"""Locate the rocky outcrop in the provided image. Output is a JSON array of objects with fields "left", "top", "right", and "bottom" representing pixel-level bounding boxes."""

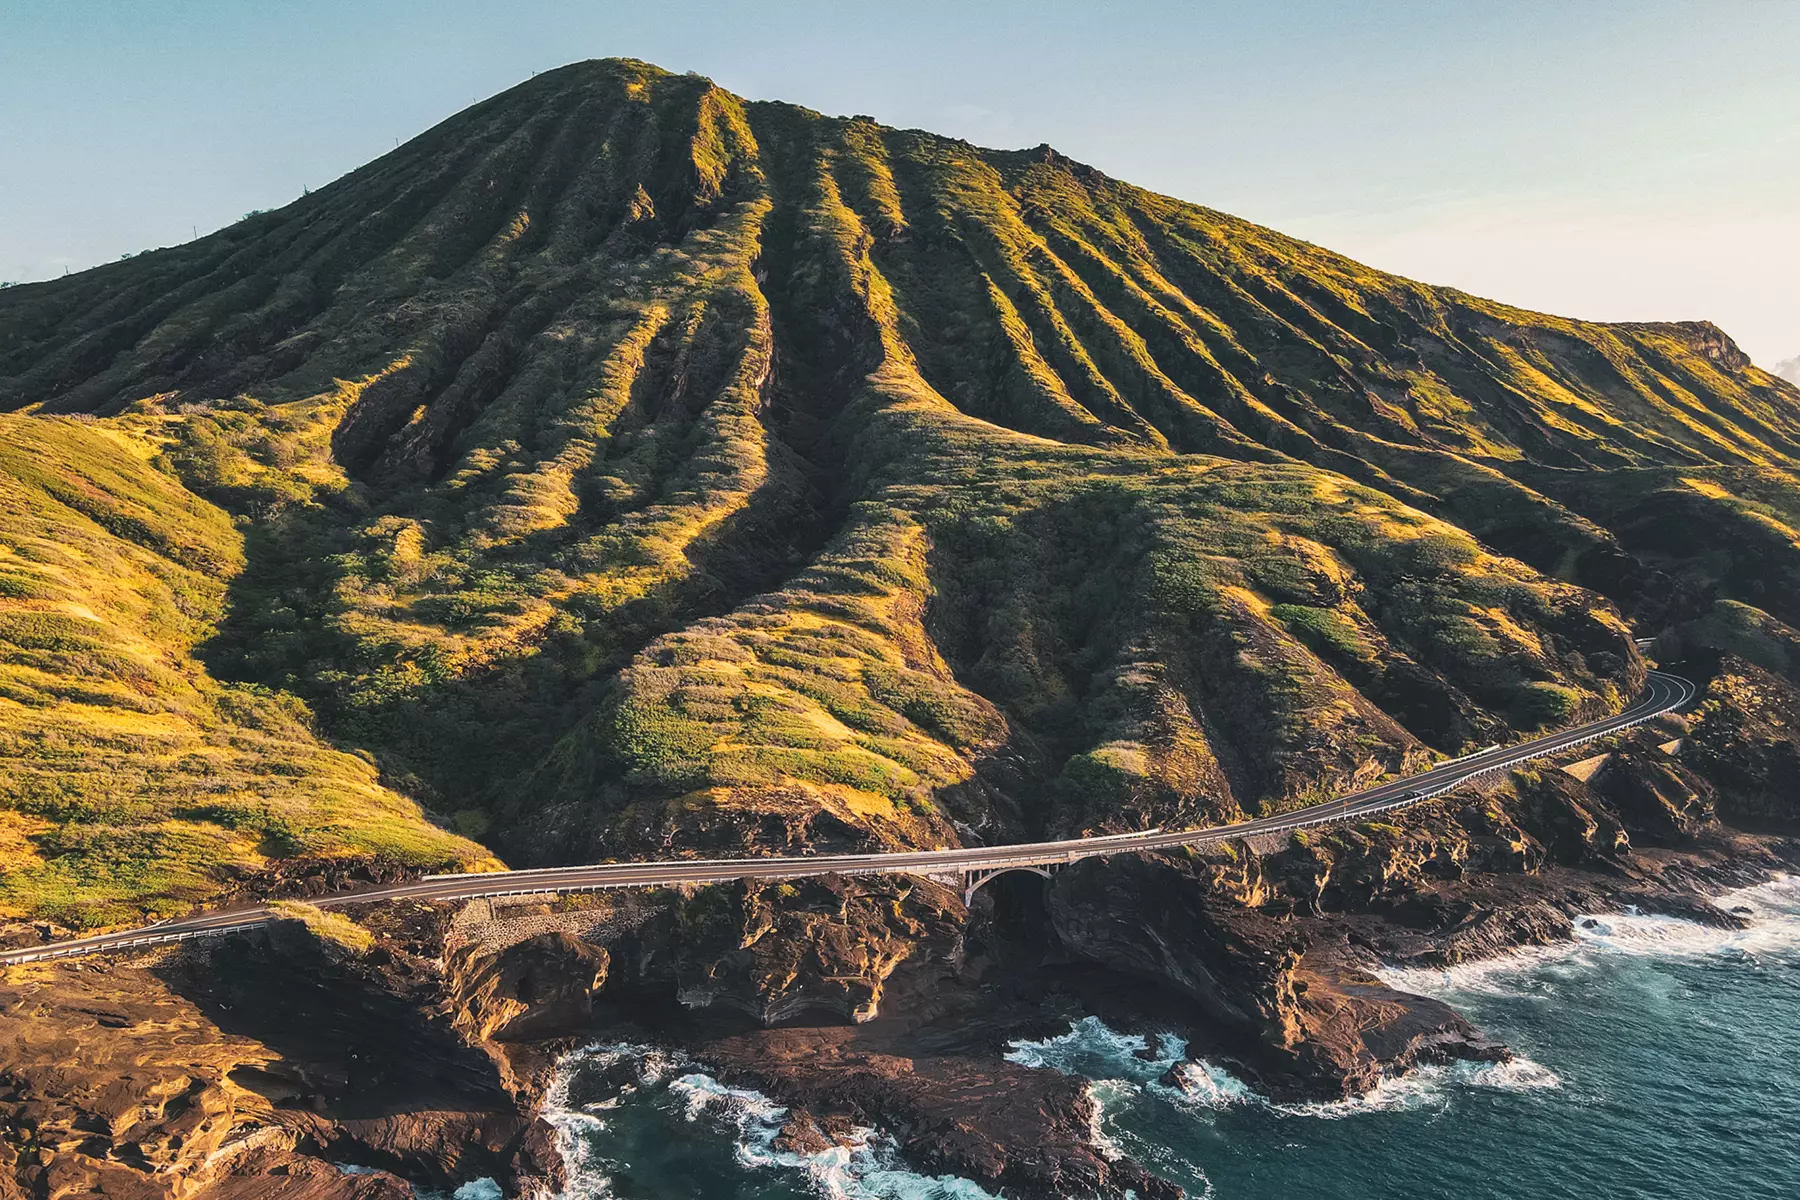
[
  {"left": 0, "top": 956, "right": 333, "bottom": 1200},
  {"left": 446, "top": 932, "right": 610, "bottom": 1043},
  {"left": 1509, "top": 769, "right": 1632, "bottom": 865},
  {"left": 219, "top": 855, "right": 425, "bottom": 905},
  {"left": 1591, "top": 739, "right": 1717, "bottom": 844},
  {"left": 1048, "top": 854, "right": 1301, "bottom": 1033},
  {"left": 0, "top": 910, "right": 566, "bottom": 1200},
  {"left": 1043, "top": 852, "right": 1502, "bottom": 1098},
  {"left": 698, "top": 1022, "right": 1182, "bottom": 1200},
  {"left": 1283, "top": 955, "right": 1509, "bottom": 1095},
  {"left": 614, "top": 874, "right": 968, "bottom": 1026},
  {"left": 1686, "top": 657, "right": 1800, "bottom": 824}
]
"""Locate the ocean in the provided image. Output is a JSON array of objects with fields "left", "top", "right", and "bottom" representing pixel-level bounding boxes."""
[{"left": 521, "top": 874, "right": 1800, "bottom": 1200}]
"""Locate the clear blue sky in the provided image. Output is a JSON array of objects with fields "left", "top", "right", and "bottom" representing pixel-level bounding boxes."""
[{"left": 3, "top": 0, "right": 1795, "bottom": 363}]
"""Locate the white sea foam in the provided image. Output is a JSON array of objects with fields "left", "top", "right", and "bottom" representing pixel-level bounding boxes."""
[
  {"left": 1004, "top": 1015, "right": 1188, "bottom": 1080},
  {"left": 1156, "top": 1059, "right": 1260, "bottom": 1109},
  {"left": 665, "top": 1069, "right": 1001, "bottom": 1199},
  {"left": 1581, "top": 873, "right": 1800, "bottom": 960},
  {"left": 1380, "top": 873, "right": 1800, "bottom": 998},
  {"left": 406, "top": 1176, "right": 505, "bottom": 1200},
  {"left": 540, "top": 1042, "right": 652, "bottom": 1200},
  {"left": 1007, "top": 1015, "right": 1241, "bottom": 1120},
  {"left": 540, "top": 1040, "right": 1001, "bottom": 1200},
  {"left": 1081, "top": 1080, "right": 1129, "bottom": 1161},
  {"left": 1473, "top": 1055, "right": 1563, "bottom": 1091},
  {"left": 1004, "top": 1014, "right": 1231, "bottom": 1147},
  {"left": 1004, "top": 1018, "right": 1216, "bottom": 1194},
  {"left": 1006, "top": 1015, "right": 1559, "bottom": 1128},
  {"left": 1273, "top": 1066, "right": 1453, "bottom": 1119},
  {"left": 1273, "top": 1054, "right": 1562, "bottom": 1119},
  {"left": 387, "top": 1170, "right": 508, "bottom": 1200}
]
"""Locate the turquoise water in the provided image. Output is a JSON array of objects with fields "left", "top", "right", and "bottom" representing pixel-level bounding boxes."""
[{"left": 535, "top": 875, "right": 1800, "bottom": 1200}]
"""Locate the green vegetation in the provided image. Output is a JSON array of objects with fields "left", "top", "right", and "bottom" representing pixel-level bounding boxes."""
[
  {"left": 0, "top": 417, "right": 495, "bottom": 929},
  {"left": 1270, "top": 604, "right": 1378, "bottom": 663},
  {"left": 0, "top": 58, "right": 1795, "bottom": 910},
  {"left": 1672, "top": 599, "right": 1800, "bottom": 678},
  {"left": 268, "top": 899, "right": 375, "bottom": 955}
]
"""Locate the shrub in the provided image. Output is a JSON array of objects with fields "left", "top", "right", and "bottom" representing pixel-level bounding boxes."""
[{"left": 269, "top": 900, "right": 375, "bottom": 956}]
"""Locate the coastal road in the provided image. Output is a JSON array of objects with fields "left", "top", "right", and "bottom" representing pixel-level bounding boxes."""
[{"left": 0, "top": 670, "right": 1695, "bottom": 965}]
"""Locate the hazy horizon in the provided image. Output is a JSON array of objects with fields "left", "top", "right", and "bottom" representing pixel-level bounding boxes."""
[{"left": 2, "top": 0, "right": 1794, "bottom": 365}]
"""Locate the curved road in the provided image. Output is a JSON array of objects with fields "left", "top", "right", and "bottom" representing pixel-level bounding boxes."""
[{"left": 0, "top": 670, "right": 1694, "bottom": 965}]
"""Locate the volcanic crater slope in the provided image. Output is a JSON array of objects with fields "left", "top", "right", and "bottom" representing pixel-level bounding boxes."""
[{"left": 1, "top": 56, "right": 1797, "bottom": 928}]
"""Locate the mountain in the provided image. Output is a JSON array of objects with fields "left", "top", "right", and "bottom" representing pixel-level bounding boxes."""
[
  {"left": 3, "top": 58, "right": 1800, "bottom": 1200},
  {"left": 5, "top": 58, "right": 1796, "bottom": 924},
  {"left": 1776, "top": 355, "right": 1800, "bottom": 386}
]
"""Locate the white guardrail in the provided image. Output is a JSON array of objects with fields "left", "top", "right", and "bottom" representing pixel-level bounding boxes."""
[{"left": 2, "top": 921, "right": 269, "bottom": 965}]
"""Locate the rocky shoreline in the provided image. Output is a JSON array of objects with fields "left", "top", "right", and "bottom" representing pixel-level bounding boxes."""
[
  {"left": 7, "top": 858, "right": 1792, "bottom": 1200},
  {"left": 4, "top": 657, "right": 1798, "bottom": 1199},
  {"left": 6, "top": 846, "right": 1795, "bottom": 1198}
]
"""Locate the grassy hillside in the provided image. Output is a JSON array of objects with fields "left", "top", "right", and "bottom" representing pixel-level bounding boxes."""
[
  {"left": 0, "top": 416, "right": 495, "bottom": 928},
  {"left": 0, "top": 59, "right": 1796, "bottom": 916}
]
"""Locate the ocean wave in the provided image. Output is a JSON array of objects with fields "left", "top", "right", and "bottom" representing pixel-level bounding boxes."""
[
  {"left": 1474, "top": 1055, "right": 1563, "bottom": 1091},
  {"left": 540, "top": 1040, "right": 1000, "bottom": 1200},
  {"left": 661, "top": 1067, "right": 1001, "bottom": 1199},
  {"left": 1004, "top": 1015, "right": 1188, "bottom": 1080},
  {"left": 1274, "top": 1056, "right": 1562, "bottom": 1119},
  {"left": 1380, "top": 873, "right": 1800, "bottom": 999},
  {"left": 451, "top": 1181, "right": 504, "bottom": 1200},
  {"left": 1004, "top": 1015, "right": 1252, "bottom": 1119},
  {"left": 1155, "top": 1060, "right": 1263, "bottom": 1109},
  {"left": 405, "top": 1175, "right": 505, "bottom": 1200},
  {"left": 1006, "top": 1016, "right": 1559, "bottom": 1127},
  {"left": 540, "top": 1044, "right": 634, "bottom": 1199},
  {"left": 1003, "top": 1015, "right": 1236, "bottom": 1147}
]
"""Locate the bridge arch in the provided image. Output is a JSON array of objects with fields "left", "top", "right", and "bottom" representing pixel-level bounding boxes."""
[{"left": 961, "top": 863, "right": 1060, "bottom": 906}]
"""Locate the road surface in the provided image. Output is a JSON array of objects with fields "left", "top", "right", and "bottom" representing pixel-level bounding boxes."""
[{"left": 0, "top": 670, "right": 1694, "bottom": 964}]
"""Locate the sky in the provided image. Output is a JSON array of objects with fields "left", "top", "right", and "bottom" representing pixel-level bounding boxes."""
[{"left": 2, "top": 0, "right": 1795, "bottom": 365}]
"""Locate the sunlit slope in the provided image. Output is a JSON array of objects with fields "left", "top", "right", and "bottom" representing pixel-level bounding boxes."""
[
  {"left": 5, "top": 64, "right": 1794, "bottom": 475},
  {"left": 0, "top": 58, "right": 1794, "bottom": 880},
  {"left": 518, "top": 436, "right": 1639, "bottom": 863},
  {"left": 0, "top": 417, "right": 495, "bottom": 927}
]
